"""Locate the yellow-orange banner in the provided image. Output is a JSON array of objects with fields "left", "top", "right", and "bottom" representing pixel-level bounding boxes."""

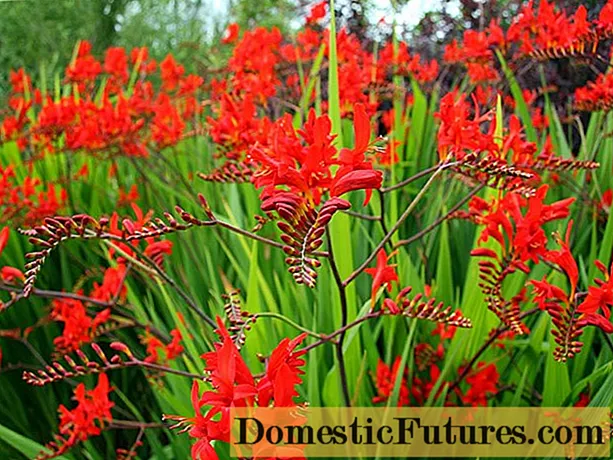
[{"left": 229, "top": 407, "right": 611, "bottom": 458}]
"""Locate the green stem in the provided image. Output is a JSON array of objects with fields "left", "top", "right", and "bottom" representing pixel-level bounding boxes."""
[{"left": 255, "top": 312, "right": 323, "bottom": 339}]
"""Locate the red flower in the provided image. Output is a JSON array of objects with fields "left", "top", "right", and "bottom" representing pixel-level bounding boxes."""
[
  {"left": 90, "top": 264, "right": 128, "bottom": 303},
  {"left": 65, "top": 41, "right": 102, "bottom": 89},
  {"left": 364, "top": 249, "right": 399, "bottom": 307},
  {"left": 250, "top": 106, "right": 381, "bottom": 205},
  {"left": 50, "top": 297, "right": 111, "bottom": 353},
  {"left": 372, "top": 357, "right": 410, "bottom": 406},
  {"left": 160, "top": 54, "right": 185, "bottom": 91},
  {"left": 578, "top": 260, "right": 613, "bottom": 333},
  {"left": 40, "top": 373, "right": 113, "bottom": 459},
  {"left": 165, "top": 317, "right": 307, "bottom": 459},
  {"left": 257, "top": 333, "right": 307, "bottom": 407},
  {"left": 1, "top": 266, "right": 24, "bottom": 284},
  {"left": 104, "top": 47, "right": 129, "bottom": 86},
  {"left": 142, "top": 328, "right": 184, "bottom": 364},
  {"left": 435, "top": 91, "right": 493, "bottom": 162},
  {"left": 0, "top": 227, "right": 8, "bottom": 255},
  {"left": 459, "top": 362, "right": 499, "bottom": 406},
  {"left": 222, "top": 23, "right": 239, "bottom": 44},
  {"left": 306, "top": 1, "right": 327, "bottom": 25}
]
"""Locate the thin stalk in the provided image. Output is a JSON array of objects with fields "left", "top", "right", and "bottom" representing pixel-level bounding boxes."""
[
  {"left": 343, "top": 163, "right": 448, "bottom": 287},
  {"left": 254, "top": 312, "right": 323, "bottom": 339},
  {"left": 327, "top": 227, "right": 351, "bottom": 407},
  {"left": 394, "top": 184, "right": 484, "bottom": 248}
]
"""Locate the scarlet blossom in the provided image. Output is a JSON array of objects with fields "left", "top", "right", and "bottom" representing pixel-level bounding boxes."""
[
  {"left": 9, "top": 68, "right": 31, "bottom": 93},
  {"left": 459, "top": 362, "right": 499, "bottom": 407},
  {"left": 577, "top": 260, "right": 613, "bottom": 333},
  {"left": 435, "top": 91, "right": 493, "bottom": 162},
  {"left": 104, "top": 47, "right": 129, "bottom": 87},
  {"left": 90, "top": 264, "right": 128, "bottom": 303},
  {"left": 160, "top": 54, "right": 185, "bottom": 91},
  {"left": 50, "top": 297, "right": 111, "bottom": 353},
  {"left": 222, "top": 23, "right": 239, "bottom": 44},
  {"left": 256, "top": 333, "right": 307, "bottom": 407},
  {"left": 39, "top": 373, "right": 114, "bottom": 459},
  {"left": 364, "top": 249, "right": 399, "bottom": 306},
  {"left": 372, "top": 357, "right": 410, "bottom": 406},
  {"left": 117, "top": 184, "right": 139, "bottom": 207},
  {"left": 472, "top": 185, "right": 574, "bottom": 267},
  {"left": 0, "top": 227, "right": 8, "bottom": 255},
  {"left": 65, "top": 41, "right": 102, "bottom": 90},
  {"left": 1, "top": 266, "right": 24, "bottom": 284},
  {"left": 165, "top": 317, "right": 307, "bottom": 460},
  {"left": 0, "top": 226, "right": 24, "bottom": 283},
  {"left": 306, "top": 1, "right": 327, "bottom": 25},
  {"left": 144, "top": 240, "right": 174, "bottom": 268},
  {"left": 142, "top": 328, "right": 184, "bottom": 364},
  {"left": 250, "top": 105, "right": 382, "bottom": 205}
]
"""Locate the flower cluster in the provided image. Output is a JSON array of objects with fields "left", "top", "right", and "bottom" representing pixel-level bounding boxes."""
[
  {"left": 1, "top": 41, "right": 202, "bottom": 159},
  {"left": 37, "top": 373, "right": 114, "bottom": 460},
  {"left": 0, "top": 165, "right": 66, "bottom": 227},
  {"left": 164, "top": 317, "right": 307, "bottom": 460},
  {"left": 250, "top": 103, "right": 382, "bottom": 205}
]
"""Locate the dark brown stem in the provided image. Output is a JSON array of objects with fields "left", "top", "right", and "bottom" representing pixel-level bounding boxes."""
[
  {"left": 326, "top": 227, "right": 351, "bottom": 407},
  {"left": 302, "top": 311, "right": 382, "bottom": 353},
  {"left": 0, "top": 283, "right": 113, "bottom": 308}
]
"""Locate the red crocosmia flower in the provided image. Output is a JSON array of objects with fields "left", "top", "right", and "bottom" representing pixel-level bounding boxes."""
[
  {"left": 222, "top": 23, "right": 239, "bottom": 44},
  {"left": 530, "top": 278, "right": 568, "bottom": 310},
  {"left": 227, "top": 26, "right": 282, "bottom": 102},
  {"left": 333, "top": 103, "right": 383, "bottom": 204},
  {"left": 160, "top": 54, "right": 185, "bottom": 91},
  {"left": 578, "top": 260, "right": 613, "bottom": 333},
  {"left": 9, "top": 68, "right": 31, "bottom": 94},
  {"left": 543, "top": 221, "right": 578, "bottom": 297},
  {"left": 432, "top": 320, "right": 458, "bottom": 341},
  {"left": 257, "top": 333, "right": 307, "bottom": 407},
  {"left": 104, "top": 47, "right": 129, "bottom": 87},
  {"left": 329, "top": 169, "right": 382, "bottom": 204},
  {"left": 0, "top": 227, "right": 25, "bottom": 284},
  {"left": 1, "top": 266, "right": 24, "bottom": 284},
  {"left": 306, "top": 1, "right": 327, "bottom": 24},
  {"left": 459, "top": 362, "right": 499, "bottom": 407},
  {"left": 144, "top": 240, "right": 173, "bottom": 268},
  {"left": 574, "top": 392, "right": 590, "bottom": 408},
  {"left": 250, "top": 106, "right": 381, "bottom": 205},
  {"left": 166, "top": 317, "right": 308, "bottom": 459},
  {"left": 117, "top": 184, "right": 139, "bottom": 207},
  {"left": 142, "top": 328, "right": 184, "bottom": 364},
  {"left": 602, "top": 189, "right": 613, "bottom": 210},
  {"left": 200, "top": 318, "right": 258, "bottom": 410},
  {"left": 435, "top": 91, "right": 493, "bottom": 162},
  {"left": 65, "top": 40, "right": 102, "bottom": 90},
  {"left": 0, "top": 227, "right": 9, "bottom": 255},
  {"left": 42, "top": 373, "right": 114, "bottom": 458},
  {"left": 90, "top": 264, "right": 128, "bottom": 303},
  {"left": 50, "top": 297, "right": 111, "bottom": 353},
  {"left": 364, "top": 249, "right": 399, "bottom": 307},
  {"left": 372, "top": 357, "right": 410, "bottom": 406}
]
